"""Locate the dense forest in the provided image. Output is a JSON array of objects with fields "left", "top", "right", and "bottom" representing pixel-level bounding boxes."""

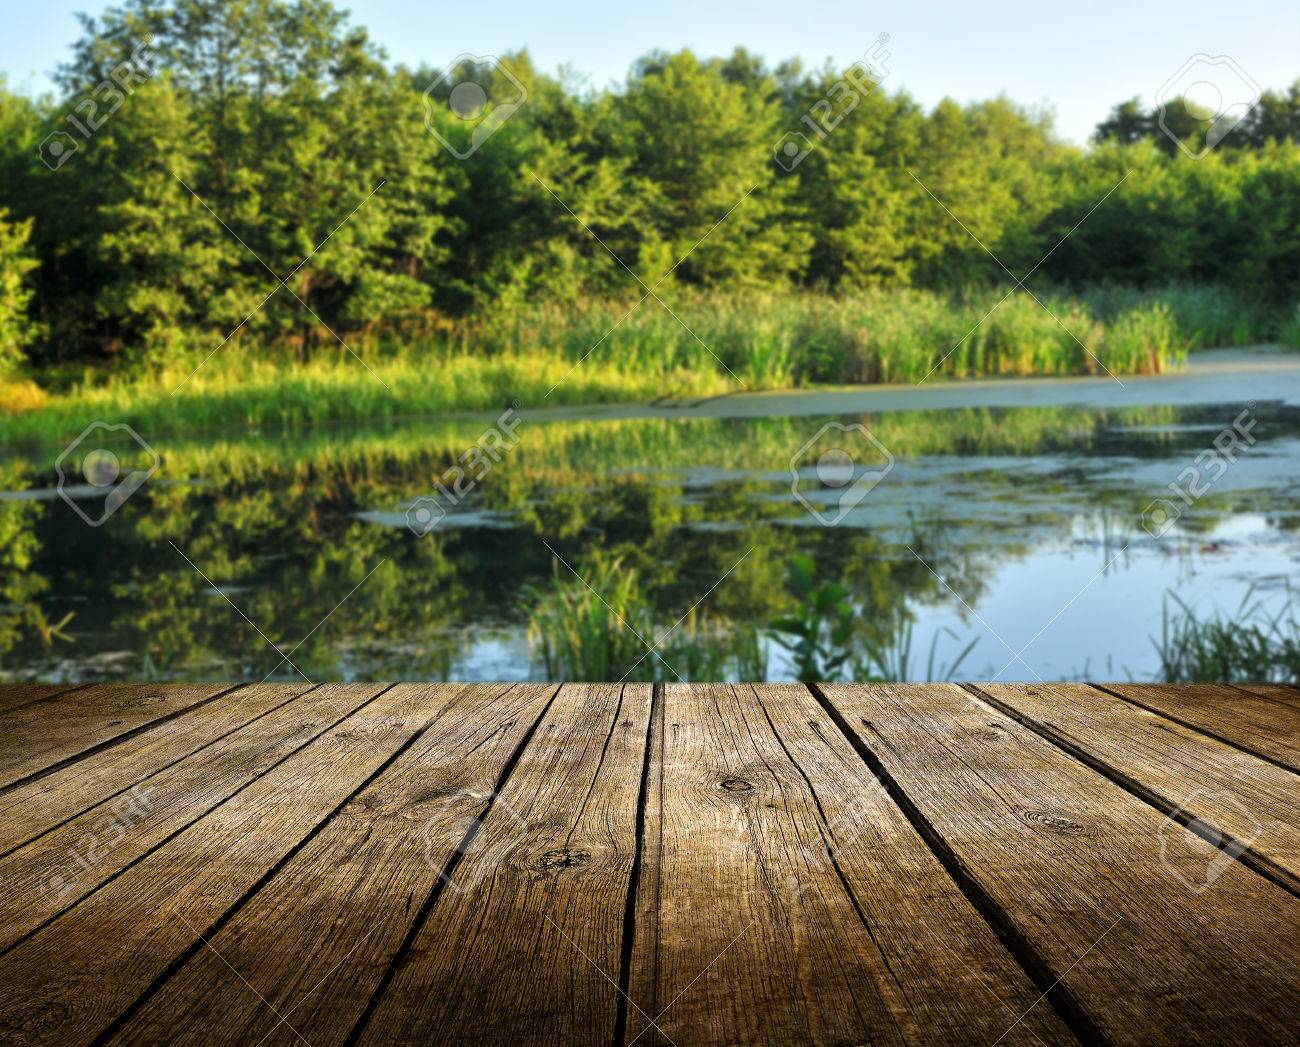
[{"left": 0, "top": 0, "right": 1297, "bottom": 389}]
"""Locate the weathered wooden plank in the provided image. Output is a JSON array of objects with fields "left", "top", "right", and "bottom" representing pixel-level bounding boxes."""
[
  {"left": 339, "top": 682, "right": 649, "bottom": 1047},
  {"left": 1097, "top": 682, "right": 1300, "bottom": 773},
  {"left": 0, "top": 682, "right": 240, "bottom": 791},
  {"left": 0, "top": 682, "right": 433, "bottom": 1046},
  {"left": 626, "top": 683, "right": 1076, "bottom": 1046},
  {"left": 818, "top": 682, "right": 1300, "bottom": 1044},
  {"left": 0, "top": 683, "right": 315, "bottom": 857},
  {"left": 0, "top": 683, "right": 86, "bottom": 716},
  {"left": 976, "top": 683, "right": 1300, "bottom": 892},
  {"left": 110, "top": 682, "right": 559, "bottom": 1047},
  {"left": 1235, "top": 682, "right": 1300, "bottom": 708},
  {"left": 0, "top": 682, "right": 373, "bottom": 954}
]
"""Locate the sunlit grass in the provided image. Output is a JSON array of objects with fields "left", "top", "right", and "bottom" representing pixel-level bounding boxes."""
[
  {"left": 526, "top": 553, "right": 758, "bottom": 682},
  {"left": 5, "top": 282, "right": 1289, "bottom": 447}
]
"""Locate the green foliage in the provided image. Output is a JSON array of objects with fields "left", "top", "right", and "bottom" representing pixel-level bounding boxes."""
[
  {"left": 769, "top": 555, "right": 855, "bottom": 683},
  {"left": 528, "top": 555, "right": 654, "bottom": 681},
  {"left": 0, "top": 400, "right": 1222, "bottom": 680},
  {"left": 526, "top": 552, "right": 760, "bottom": 682},
  {"left": 0, "top": 210, "right": 39, "bottom": 373},
  {"left": 5, "top": 284, "right": 1279, "bottom": 444},
  {"left": 1154, "top": 587, "right": 1300, "bottom": 684},
  {"left": 1094, "top": 82, "right": 1300, "bottom": 153},
  {"left": 0, "top": 0, "right": 1297, "bottom": 380},
  {"left": 857, "top": 608, "right": 978, "bottom": 682}
]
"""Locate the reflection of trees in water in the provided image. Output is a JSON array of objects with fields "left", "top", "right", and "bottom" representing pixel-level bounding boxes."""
[
  {"left": 0, "top": 462, "right": 60, "bottom": 663},
  {"left": 2, "top": 400, "right": 1297, "bottom": 681}
]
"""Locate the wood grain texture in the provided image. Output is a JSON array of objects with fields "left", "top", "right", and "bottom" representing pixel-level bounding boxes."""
[
  {"left": 818, "top": 682, "right": 1300, "bottom": 1045},
  {"left": 0, "top": 682, "right": 239, "bottom": 790},
  {"left": 1097, "top": 682, "right": 1300, "bottom": 772},
  {"left": 628, "top": 683, "right": 1075, "bottom": 1046},
  {"left": 0, "top": 682, "right": 420, "bottom": 1046},
  {"left": 0, "top": 683, "right": 86, "bottom": 716},
  {"left": 0, "top": 683, "right": 314, "bottom": 857},
  {"left": 1235, "top": 682, "right": 1300, "bottom": 708},
  {"left": 0, "top": 681, "right": 1295, "bottom": 1046},
  {"left": 0, "top": 683, "right": 367, "bottom": 954},
  {"left": 975, "top": 683, "right": 1300, "bottom": 891},
  {"left": 112, "top": 683, "right": 559, "bottom": 1047},
  {"left": 353, "top": 682, "right": 651, "bottom": 1047}
]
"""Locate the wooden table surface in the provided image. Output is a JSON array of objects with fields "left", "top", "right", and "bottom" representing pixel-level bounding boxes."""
[{"left": 0, "top": 681, "right": 1297, "bottom": 1045}]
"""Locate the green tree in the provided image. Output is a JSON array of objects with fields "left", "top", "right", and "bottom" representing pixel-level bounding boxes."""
[
  {"left": 1093, "top": 97, "right": 1154, "bottom": 145},
  {"left": 610, "top": 50, "right": 811, "bottom": 287},
  {"left": 790, "top": 74, "right": 923, "bottom": 288},
  {"left": 59, "top": 0, "right": 456, "bottom": 365},
  {"left": 0, "top": 210, "right": 39, "bottom": 372}
]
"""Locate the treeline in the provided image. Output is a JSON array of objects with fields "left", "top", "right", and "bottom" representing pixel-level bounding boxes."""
[{"left": 0, "top": 0, "right": 1297, "bottom": 375}]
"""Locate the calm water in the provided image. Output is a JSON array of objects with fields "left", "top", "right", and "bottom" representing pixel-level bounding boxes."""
[{"left": 2, "top": 398, "right": 1297, "bottom": 683}]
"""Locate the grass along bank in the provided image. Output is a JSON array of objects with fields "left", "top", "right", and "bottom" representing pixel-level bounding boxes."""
[{"left": 3, "top": 285, "right": 1295, "bottom": 447}]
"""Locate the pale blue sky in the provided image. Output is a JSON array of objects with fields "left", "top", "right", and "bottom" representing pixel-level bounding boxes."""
[{"left": 2, "top": 0, "right": 1296, "bottom": 142}]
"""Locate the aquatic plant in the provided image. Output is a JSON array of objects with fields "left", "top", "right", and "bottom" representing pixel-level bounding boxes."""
[
  {"left": 768, "top": 555, "right": 856, "bottom": 683},
  {"left": 526, "top": 554, "right": 763, "bottom": 682},
  {"left": 858, "top": 607, "right": 980, "bottom": 682},
  {"left": 1153, "top": 586, "right": 1300, "bottom": 684}
]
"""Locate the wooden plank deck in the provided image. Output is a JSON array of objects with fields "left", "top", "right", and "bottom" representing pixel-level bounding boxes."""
[{"left": 0, "top": 682, "right": 1295, "bottom": 1046}]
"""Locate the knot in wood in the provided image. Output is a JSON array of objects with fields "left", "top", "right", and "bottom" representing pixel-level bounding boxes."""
[
  {"left": 719, "top": 777, "right": 753, "bottom": 792},
  {"left": 1015, "top": 807, "right": 1091, "bottom": 837},
  {"left": 539, "top": 848, "right": 590, "bottom": 870}
]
